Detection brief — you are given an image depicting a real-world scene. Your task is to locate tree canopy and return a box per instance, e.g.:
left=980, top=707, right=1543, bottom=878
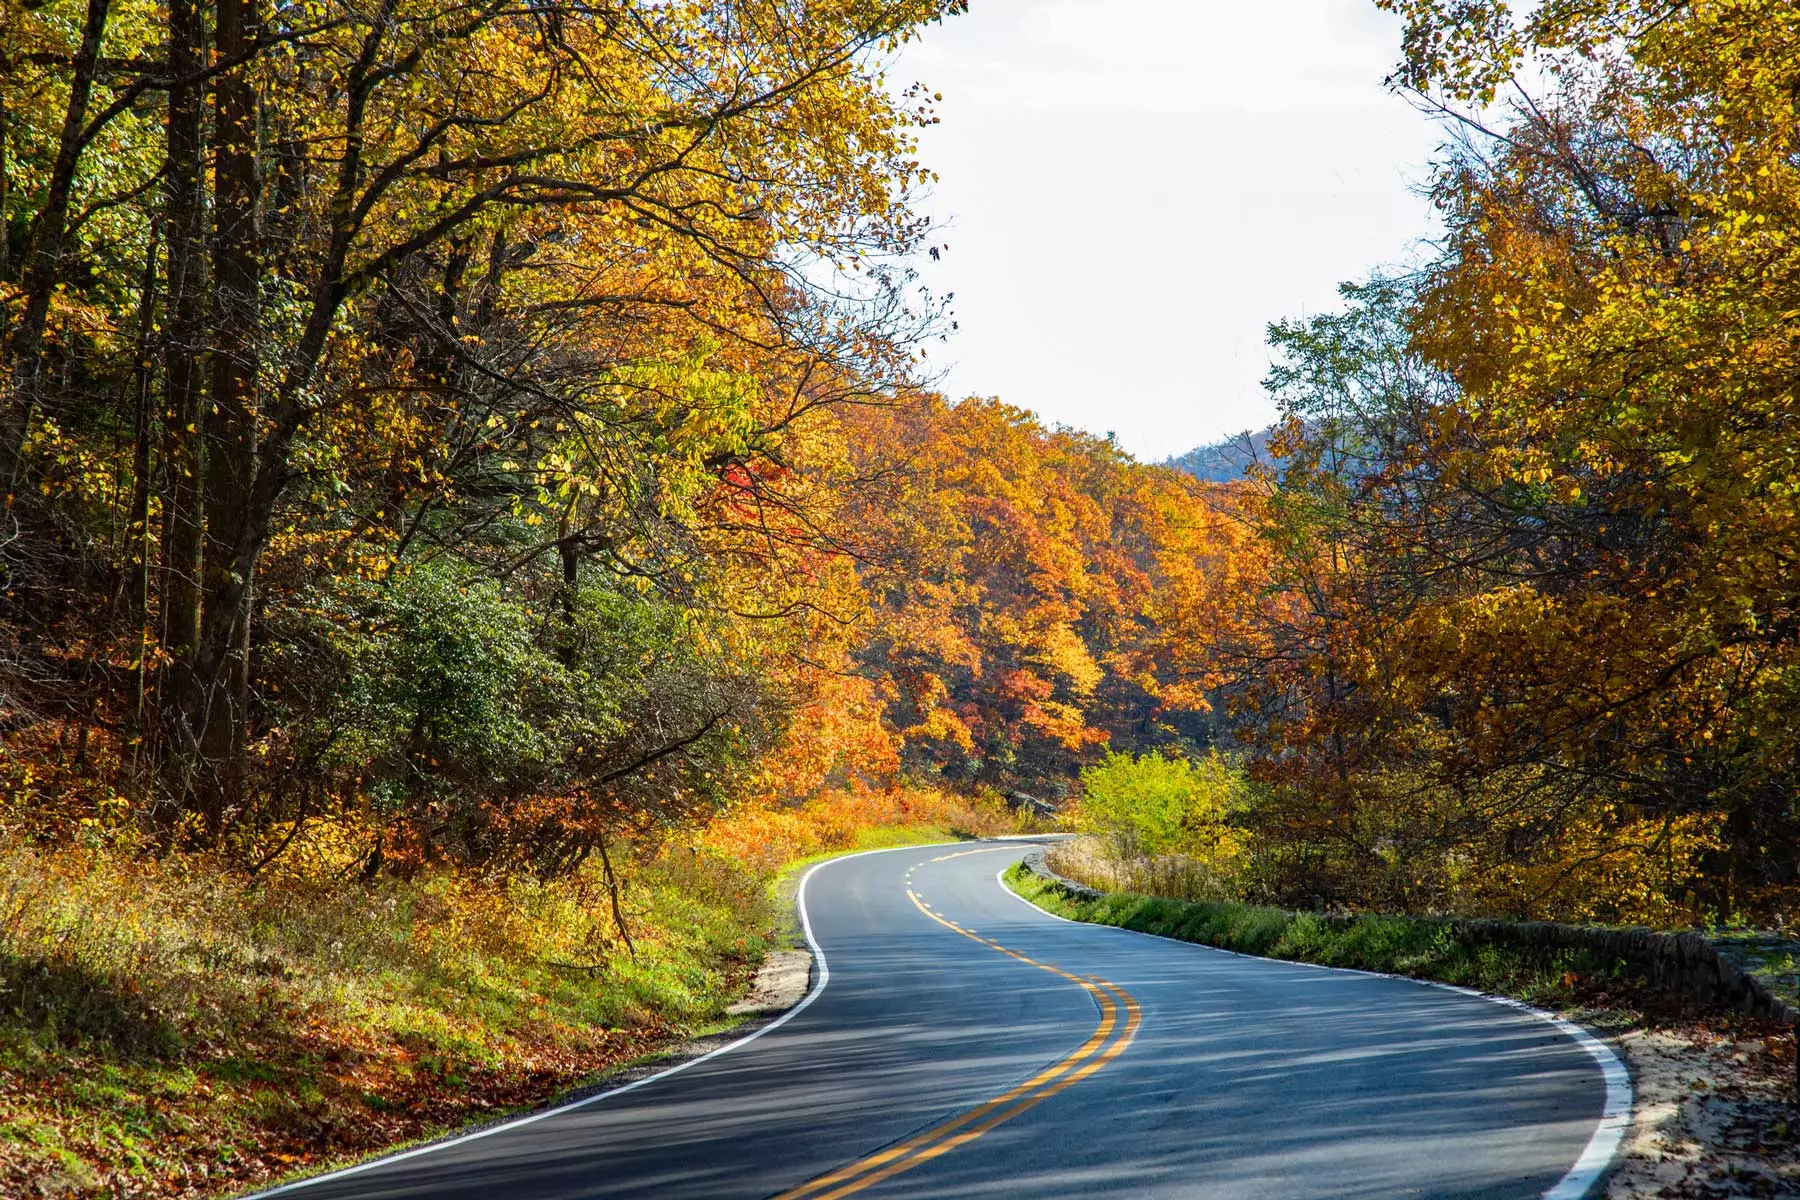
left=4, top=0, right=1795, bottom=928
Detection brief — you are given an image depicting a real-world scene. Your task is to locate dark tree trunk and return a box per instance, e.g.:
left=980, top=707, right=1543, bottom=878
left=121, top=224, right=160, bottom=625
left=596, top=835, right=636, bottom=960
left=123, top=226, right=160, bottom=748
left=191, top=0, right=263, bottom=835
left=558, top=518, right=581, bottom=665
left=172, top=0, right=394, bottom=824
left=0, top=97, right=11, bottom=285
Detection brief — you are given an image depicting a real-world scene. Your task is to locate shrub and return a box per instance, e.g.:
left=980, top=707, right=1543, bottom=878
left=1071, top=751, right=1248, bottom=894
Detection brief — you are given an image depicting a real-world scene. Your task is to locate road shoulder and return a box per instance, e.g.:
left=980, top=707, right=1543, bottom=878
left=1604, top=1022, right=1798, bottom=1198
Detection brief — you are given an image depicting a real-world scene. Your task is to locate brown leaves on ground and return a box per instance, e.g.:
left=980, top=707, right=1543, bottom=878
left=1606, top=1017, right=1798, bottom=1199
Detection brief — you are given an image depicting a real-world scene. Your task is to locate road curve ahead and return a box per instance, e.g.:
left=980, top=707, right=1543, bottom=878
left=262, top=841, right=1622, bottom=1200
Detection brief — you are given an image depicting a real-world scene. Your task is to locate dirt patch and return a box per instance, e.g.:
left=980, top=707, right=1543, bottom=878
left=726, top=949, right=813, bottom=1016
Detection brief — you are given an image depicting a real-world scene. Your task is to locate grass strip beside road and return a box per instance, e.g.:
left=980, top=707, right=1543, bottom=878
left=1004, top=860, right=1639, bottom=1015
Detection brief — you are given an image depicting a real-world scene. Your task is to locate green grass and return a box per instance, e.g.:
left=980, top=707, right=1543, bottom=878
left=1004, top=862, right=1633, bottom=1013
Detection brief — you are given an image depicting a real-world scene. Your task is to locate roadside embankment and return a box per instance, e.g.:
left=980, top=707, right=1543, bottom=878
left=0, top=837, right=776, bottom=1200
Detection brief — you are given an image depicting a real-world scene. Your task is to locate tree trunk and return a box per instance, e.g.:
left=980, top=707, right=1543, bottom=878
left=557, top=507, right=581, bottom=665
left=0, top=97, right=11, bottom=286
left=191, top=0, right=263, bottom=835
left=121, top=224, right=160, bottom=625
left=173, top=0, right=391, bottom=821
left=123, top=226, right=160, bottom=751
left=596, top=835, right=637, bottom=960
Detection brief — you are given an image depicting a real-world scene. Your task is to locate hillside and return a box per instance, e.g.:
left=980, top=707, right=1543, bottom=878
left=1162, top=428, right=1275, bottom=483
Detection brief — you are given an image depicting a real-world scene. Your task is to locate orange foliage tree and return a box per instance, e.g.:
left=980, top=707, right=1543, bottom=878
left=1207, top=0, right=1800, bottom=923
left=837, top=395, right=1261, bottom=799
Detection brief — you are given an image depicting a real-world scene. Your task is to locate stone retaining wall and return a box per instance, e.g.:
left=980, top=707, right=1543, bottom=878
left=1449, top=919, right=1794, bottom=1022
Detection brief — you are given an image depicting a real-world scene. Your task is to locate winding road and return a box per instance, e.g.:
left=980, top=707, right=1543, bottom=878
left=259, top=840, right=1627, bottom=1199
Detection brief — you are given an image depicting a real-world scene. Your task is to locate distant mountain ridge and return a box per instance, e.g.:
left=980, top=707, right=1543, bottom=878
left=1163, top=427, right=1275, bottom=483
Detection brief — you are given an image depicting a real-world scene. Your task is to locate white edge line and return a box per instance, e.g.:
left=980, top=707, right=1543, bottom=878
left=240, top=840, right=958, bottom=1199
left=994, top=855, right=1634, bottom=1200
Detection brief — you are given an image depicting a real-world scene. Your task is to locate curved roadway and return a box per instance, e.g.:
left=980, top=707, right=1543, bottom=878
left=264, top=840, right=1621, bottom=1199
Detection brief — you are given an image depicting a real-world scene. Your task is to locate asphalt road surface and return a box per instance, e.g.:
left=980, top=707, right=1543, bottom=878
left=261, top=840, right=1625, bottom=1200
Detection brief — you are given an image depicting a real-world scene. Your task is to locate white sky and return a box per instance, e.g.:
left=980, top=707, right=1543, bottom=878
left=893, top=0, right=1445, bottom=461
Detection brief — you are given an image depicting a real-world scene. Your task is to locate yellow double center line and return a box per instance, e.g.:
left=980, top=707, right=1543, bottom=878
left=773, top=855, right=1142, bottom=1200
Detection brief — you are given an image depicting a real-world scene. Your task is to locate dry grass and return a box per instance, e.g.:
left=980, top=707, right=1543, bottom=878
left=0, top=832, right=775, bottom=1197
left=1046, top=836, right=1238, bottom=902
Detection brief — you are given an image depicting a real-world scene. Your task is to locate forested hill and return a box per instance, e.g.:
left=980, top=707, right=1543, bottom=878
left=1163, top=427, right=1275, bottom=483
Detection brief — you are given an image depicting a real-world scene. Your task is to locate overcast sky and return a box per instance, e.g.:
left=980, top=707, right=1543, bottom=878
left=892, top=0, right=1445, bottom=461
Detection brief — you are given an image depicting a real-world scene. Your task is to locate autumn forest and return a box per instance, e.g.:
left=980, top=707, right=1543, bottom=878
left=2, top=0, right=1799, bottom=1191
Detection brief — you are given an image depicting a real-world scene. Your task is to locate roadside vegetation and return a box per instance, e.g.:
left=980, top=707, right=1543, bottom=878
left=1007, top=860, right=1626, bottom=1011
left=2, top=833, right=771, bottom=1198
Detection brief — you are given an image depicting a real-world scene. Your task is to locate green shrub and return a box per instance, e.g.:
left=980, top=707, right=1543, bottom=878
left=1071, top=751, right=1250, bottom=894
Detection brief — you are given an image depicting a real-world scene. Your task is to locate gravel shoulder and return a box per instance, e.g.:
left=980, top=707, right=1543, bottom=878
left=726, top=949, right=814, bottom=1016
